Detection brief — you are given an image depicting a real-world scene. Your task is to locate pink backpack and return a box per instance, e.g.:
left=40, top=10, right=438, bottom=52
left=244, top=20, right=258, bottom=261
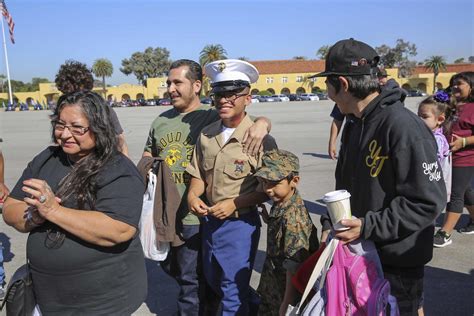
left=325, top=242, right=391, bottom=316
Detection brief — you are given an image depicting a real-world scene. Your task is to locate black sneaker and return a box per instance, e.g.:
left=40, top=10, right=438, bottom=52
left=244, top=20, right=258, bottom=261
left=433, top=230, right=452, bottom=248
left=458, top=219, right=474, bottom=235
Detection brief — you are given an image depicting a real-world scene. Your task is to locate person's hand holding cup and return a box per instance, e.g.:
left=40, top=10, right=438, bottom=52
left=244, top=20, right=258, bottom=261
left=323, top=190, right=352, bottom=231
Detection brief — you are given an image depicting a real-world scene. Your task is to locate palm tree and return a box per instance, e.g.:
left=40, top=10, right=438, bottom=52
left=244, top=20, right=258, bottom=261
left=199, top=44, right=227, bottom=66
left=92, top=58, right=114, bottom=98
left=424, top=56, right=447, bottom=93
left=303, top=76, right=315, bottom=93
left=199, top=44, right=227, bottom=95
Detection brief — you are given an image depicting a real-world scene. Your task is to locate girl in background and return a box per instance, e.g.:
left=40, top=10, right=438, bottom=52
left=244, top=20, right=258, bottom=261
left=434, top=72, right=474, bottom=247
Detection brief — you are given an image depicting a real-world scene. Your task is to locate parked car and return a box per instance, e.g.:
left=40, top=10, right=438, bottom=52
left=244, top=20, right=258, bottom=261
left=200, top=97, right=212, bottom=105
left=316, top=93, right=329, bottom=100
left=289, top=94, right=302, bottom=101
left=129, top=100, right=140, bottom=107
left=299, top=93, right=320, bottom=101
left=137, top=98, right=147, bottom=106
left=251, top=95, right=260, bottom=103
left=119, top=100, right=131, bottom=107
left=272, top=94, right=290, bottom=102
left=158, top=98, right=172, bottom=106
left=258, top=95, right=279, bottom=102
left=407, top=90, right=427, bottom=97
left=145, top=99, right=156, bottom=106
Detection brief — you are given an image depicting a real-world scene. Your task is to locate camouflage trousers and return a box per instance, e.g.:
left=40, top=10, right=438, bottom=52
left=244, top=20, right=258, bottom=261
left=256, top=257, right=288, bottom=316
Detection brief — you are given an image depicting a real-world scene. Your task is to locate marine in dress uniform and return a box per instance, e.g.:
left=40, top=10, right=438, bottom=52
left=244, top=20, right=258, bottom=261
left=186, top=59, right=277, bottom=315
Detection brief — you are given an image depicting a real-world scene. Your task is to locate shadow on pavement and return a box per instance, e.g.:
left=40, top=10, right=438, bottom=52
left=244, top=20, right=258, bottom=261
left=424, top=266, right=474, bottom=316
left=302, top=152, right=332, bottom=160
left=304, top=199, right=327, bottom=217
left=144, top=258, right=179, bottom=315
left=0, top=232, right=14, bottom=262
left=435, top=213, right=471, bottom=229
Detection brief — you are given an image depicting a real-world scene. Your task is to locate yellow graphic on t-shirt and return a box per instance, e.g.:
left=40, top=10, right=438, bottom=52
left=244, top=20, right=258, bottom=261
left=365, top=139, right=388, bottom=177
left=165, top=144, right=183, bottom=167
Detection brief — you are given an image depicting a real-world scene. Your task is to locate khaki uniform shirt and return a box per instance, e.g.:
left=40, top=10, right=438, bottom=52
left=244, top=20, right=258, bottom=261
left=186, top=114, right=276, bottom=206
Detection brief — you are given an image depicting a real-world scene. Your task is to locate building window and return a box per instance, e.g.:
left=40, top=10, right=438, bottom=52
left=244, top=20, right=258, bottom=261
left=281, top=77, right=288, bottom=83
left=266, top=77, right=274, bottom=84
left=296, top=76, right=303, bottom=82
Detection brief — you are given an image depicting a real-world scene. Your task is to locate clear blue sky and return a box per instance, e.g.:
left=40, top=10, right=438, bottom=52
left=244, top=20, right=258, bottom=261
left=2, top=0, right=473, bottom=85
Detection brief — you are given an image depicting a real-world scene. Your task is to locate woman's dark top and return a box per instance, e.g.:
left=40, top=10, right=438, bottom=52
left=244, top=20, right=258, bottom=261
left=10, top=146, right=147, bottom=315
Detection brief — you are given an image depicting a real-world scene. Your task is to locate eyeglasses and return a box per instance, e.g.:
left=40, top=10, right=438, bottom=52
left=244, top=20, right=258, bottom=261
left=209, top=92, right=249, bottom=102
left=54, top=122, right=90, bottom=136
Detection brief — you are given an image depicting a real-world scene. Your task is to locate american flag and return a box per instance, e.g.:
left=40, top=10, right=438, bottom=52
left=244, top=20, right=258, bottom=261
left=0, top=0, right=14, bottom=44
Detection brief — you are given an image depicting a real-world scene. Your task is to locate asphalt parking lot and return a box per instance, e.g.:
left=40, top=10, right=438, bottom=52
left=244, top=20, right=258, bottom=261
left=1, top=98, right=473, bottom=315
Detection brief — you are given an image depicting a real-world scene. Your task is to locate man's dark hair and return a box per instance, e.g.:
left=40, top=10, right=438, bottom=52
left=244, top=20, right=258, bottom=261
left=55, top=60, right=94, bottom=94
left=169, top=59, right=203, bottom=83
left=327, top=74, right=380, bottom=99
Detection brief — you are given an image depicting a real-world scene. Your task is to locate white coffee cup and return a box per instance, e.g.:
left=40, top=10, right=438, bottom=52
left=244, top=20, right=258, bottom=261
left=323, top=190, right=352, bottom=231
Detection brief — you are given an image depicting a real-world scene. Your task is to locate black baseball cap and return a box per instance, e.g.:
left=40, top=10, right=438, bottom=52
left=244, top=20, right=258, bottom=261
left=310, top=38, right=379, bottom=78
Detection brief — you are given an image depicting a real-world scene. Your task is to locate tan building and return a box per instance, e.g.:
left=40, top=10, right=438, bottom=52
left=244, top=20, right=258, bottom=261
left=2, top=61, right=473, bottom=106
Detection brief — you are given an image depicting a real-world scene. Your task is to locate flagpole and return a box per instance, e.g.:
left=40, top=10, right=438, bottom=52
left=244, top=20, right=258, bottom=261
left=1, top=14, right=13, bottom=105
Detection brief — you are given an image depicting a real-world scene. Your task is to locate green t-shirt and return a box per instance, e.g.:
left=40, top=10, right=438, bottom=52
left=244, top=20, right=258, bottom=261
left=144, top=105, right=219, bottom=225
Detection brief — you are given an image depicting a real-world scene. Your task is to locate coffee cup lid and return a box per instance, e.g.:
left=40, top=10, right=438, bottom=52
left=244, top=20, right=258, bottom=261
left=322, top=190, right=351, bottom=203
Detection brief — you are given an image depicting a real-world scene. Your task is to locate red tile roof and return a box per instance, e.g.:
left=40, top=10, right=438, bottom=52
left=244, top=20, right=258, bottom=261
left=412, top=63, right=474, bottom=74
left=249, top=60, right=325, bottom=75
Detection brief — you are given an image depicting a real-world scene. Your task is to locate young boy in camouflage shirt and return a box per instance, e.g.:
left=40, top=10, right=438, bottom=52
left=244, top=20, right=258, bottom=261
left=255, top=149, right=319, bottom=315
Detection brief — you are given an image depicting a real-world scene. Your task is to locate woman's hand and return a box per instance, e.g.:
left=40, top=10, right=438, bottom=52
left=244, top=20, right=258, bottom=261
left=450, top=134, right=464, bottom=152
left=22, top=179, right=61, bottom=219
left=0, top=182, right=10, bottom=202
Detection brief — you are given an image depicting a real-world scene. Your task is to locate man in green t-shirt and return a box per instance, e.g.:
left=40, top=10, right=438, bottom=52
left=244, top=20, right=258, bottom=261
left=143, top=59, right=270, bottom=315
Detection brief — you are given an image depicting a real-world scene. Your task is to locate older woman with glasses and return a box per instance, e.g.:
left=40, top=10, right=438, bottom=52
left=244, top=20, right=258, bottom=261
left=2, top=91, right=146, bottom=314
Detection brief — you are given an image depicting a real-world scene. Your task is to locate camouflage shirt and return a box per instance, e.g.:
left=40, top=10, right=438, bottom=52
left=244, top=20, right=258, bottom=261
left=257, top=190, right=319, bottom=315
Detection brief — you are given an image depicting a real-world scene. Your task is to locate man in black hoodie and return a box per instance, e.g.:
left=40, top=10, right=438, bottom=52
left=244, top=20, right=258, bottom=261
left=313, top=39, right=446, bottom=315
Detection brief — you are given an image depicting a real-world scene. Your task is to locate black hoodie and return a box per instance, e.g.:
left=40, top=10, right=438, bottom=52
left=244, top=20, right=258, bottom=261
left=335, top=88, right=446, bottom=271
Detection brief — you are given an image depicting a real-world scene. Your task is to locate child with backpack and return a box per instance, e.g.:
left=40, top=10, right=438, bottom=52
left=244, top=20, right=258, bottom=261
left=255, top=149, right=319, bottom=315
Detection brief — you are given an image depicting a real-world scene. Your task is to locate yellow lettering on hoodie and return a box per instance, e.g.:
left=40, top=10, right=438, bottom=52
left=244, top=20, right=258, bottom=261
left=365, top=139, right=389, bottom=177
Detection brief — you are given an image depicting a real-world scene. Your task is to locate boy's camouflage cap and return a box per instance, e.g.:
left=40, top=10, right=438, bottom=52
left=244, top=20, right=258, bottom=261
left=254, top=149, right=299, bottom=181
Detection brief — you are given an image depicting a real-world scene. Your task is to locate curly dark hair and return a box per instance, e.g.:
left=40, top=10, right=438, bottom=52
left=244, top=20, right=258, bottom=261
left=52, top=91, right=118, bottom=208
left=55, top=60, right=94, bottom=94
left=449, top=71, right=474, bottom=103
